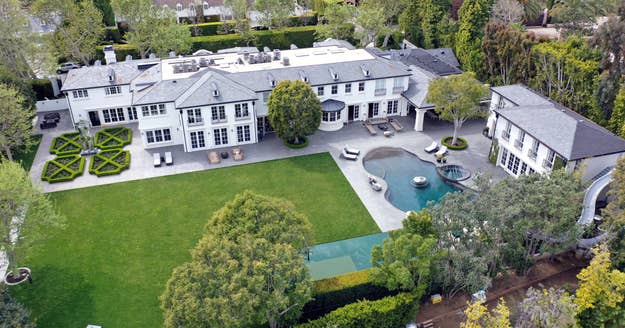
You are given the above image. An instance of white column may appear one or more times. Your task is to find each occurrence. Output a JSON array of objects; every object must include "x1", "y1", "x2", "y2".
[{"x1": 414, "y1": 110, "x2": 426, "y2": 131}]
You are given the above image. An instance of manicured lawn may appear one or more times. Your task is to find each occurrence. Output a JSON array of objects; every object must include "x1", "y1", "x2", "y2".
[
  {"x1": 14, "y1": 153, "x2": 379, "y2": 328},
  {"x1": 13, "y1": 134, "x2": 42, "y2": 170}
]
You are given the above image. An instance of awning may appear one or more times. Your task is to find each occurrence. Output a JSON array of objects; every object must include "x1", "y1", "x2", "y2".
[{"x1": 321, "y1": 99, "x2": 345, "y2": 113}]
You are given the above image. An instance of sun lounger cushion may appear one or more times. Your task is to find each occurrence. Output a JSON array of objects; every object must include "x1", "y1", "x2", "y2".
[
  {"x1": 344, "y1": 145, "x2": 360, "y2": 155},
  {"x1": 153, "y1": 153, "x2": 161, "y2": 167},
  {"x1": 165, "y1": 152, "x2": 173, "y2": 165},
  {"x1": 435, "y1": 145, "x2": 448, "y2": 157},
  {"x1": 341, "y1": 149, "x2": 358, "y2": 160},
  {"x1": 425, "y1": 141, "x2": 438, "y2": 153}
]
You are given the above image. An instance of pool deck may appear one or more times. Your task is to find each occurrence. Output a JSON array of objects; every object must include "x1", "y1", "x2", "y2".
[{"x1": 30, "y1": 112, "x2": 506, "y2": 232}]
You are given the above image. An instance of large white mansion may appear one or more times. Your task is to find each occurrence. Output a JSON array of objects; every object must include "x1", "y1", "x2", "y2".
[{"x1": 61, "y1": 41, "x2": 460, "y2": 152}]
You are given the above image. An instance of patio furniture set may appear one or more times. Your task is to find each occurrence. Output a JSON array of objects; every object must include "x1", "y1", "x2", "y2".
[
  {"x1": 340, "y1": 145, "x2": 361, "y2": 161},
  {"x1": 207, "y1": 147, "x2": 244, "y2": 164},
  {"x1": 425, "y1": 141, "x2": 448, "y2": 163},
  {"x1": 39, "y1": 112, "x2": 61, "y2": 129},
  {"x1": 364, "y1": 118, "x2": 403, "y2": 137},
  {"x1": 153, "y1": 152, "x2": 173, "y2": 167}
]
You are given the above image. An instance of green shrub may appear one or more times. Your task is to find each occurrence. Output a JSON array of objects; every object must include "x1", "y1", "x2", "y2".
[
  {"x1": 89, "y1": 149, "x2": 131, "y2": 176},
  {"x1": 190, "y1": 25, "x2": 319, "y2": 52},
  {"x1": 301, "y1": 270, "x2": 395, "y2": 322},
  {"x1": 104, "y1": 27, "x2": 122, "y2": 43},
  {"x1": 50, "y1": 132, "x2": 82, "y2": 156},
  {"x1": 30, "y1": 78, "x2": 55, "y2": 100},
  {"x1": 41, "y1": 155, "x2": 85, "y2": 183},
  {"x1": 95, "y1": 44, "x2": 140, "y2": 62},
  {"x1": 94, "y1": 127, "x2": 133, "y2": 150},
  {"x1": 187, "y1": 21, "x2": 231, "y2": 36},
  {"x1": 297, "y1": 293, "x2": 418, "y2": 328},
  {"x1": 553, "y1": 156, "x2": 566, "y2": 170},
  {"x1": 284, "y1": 137, "x2": 309, "y2": 149},
  {"x1": 489, "y1": 139, "x2": 499, "y2": 164},
  {"x1": 441, "y1": 136, "x2": 468, "y2": 150}
]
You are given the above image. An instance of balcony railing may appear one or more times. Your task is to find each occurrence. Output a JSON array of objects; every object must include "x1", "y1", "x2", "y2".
[
  {"x1": 392, "y1": 86, "x2": 403, "y2": 94},
  {"x1": 188, "y1": 118, "x2": 204, "y2": 126},
  {"x1": 543, "y1": 159, "x2": 553, "y2": 169},
  {"x1": 211, "y1": 117, "x2": 227, "y2": 124},
  {"x1": 528, "y1": 149, "x2": 537, "y2": 160},
  {"x1": 374, "y1": 88, "x2": 387, "y2": 96},
  {"x1": 501, "y1": 130, "x2": 510, "y2": 141},
  {"x1": 514, "y1": 139, "x2": 523, "y2": 149}
]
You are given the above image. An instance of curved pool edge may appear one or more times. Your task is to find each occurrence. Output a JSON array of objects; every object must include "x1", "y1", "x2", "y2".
[{"x1": 362, "y1": 146, "x2": 465, "y2": 213}]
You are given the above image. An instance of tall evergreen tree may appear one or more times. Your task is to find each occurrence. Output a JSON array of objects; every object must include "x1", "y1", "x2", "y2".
[{"x1": 454, "y1": 0, "x2": 493, "y2": 76}]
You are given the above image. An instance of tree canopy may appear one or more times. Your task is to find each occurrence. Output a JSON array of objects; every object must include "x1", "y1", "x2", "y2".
[
  {"x1": 454, "y1": 0, "x2": 492, "y2": 76},
  {"x1": 426, "y1": 72, "x2": 489, "y2": 145},
  {"x1": 516, "y1": 287, "x2": 578, "y2": 328},
  {"x1": 161, "y1": 191, "x2": 313, "y2": 328},
  {"x1": 482, "y1": 22, "x2": 536, "y2": 86},
  {"x1": 315, "y1": 1, "x2": 355, "y2": 41},
  {"x1": 267, "y1": 80, "x2": 321, "y2": 145},
  {"x1": 460, "y1": 299, "x2": 511, "y2": 328},
  {"x1": 254, "y1": 0, "x2": 294, "y2": 29},
  {"x1": 0, "y1": 285, "x2": 34, "y2": 328},
  {"x1": 0, "y1": 83, "x2": 35, "y2": 161},
  {"x1": 0, "y1": 161, "x2": 64, "y2": 276}
]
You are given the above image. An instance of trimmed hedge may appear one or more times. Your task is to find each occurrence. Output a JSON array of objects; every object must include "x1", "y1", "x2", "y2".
[
  {"x1": 104, "y1": 27, "x2": 122, "y2": 43},
  {"x1": 94, "y1": 127, "x2": 133, "y2": 150},
  {"x1": 441, "y1": 136, "x2": 468, "y2": 150},
  {"x1": 300, "y1": 270, "x2": 395, "y2": 322},
  {"x1": 89, "y1": 149, "x2": 131, "y2": 176},
  {"x1": 50, "y1": 132, "x2": 82, "y2": 156},
  {"x1": 30, "y1": 78, "x2": 55, "y2": 100},
  {"x1": 297, "y1": 293, "x2": 419, "y2": 328},
  {"x1": 95, "y1": 44, "x2": 140, "y2": 62},
  {"x1": 41, "y1": 155, "x2": 85, "y2": 183},
  {"x1": 284, "y1": 137, "x2": 309, "y2": 149}
]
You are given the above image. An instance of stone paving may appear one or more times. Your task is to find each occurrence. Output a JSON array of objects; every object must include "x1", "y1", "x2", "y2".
[{"x1": 30, "y1": 111, "x2": 506, "y2": 232}]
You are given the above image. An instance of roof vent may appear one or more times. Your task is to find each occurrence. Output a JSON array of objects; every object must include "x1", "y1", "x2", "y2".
[
  {"x1": 237, "y1": 57, "x2": 244, "y2": 64},
  {"x1": 290, "y1": 44, "x2": 298, "y2": 50},
  {"x1": 149, "y1": 53, "x2": 157, "y2": 59},
  {"x1": 125, "y1": 54, "x2": 133, "y2": 61},
  {"x1": 299, "y1": 71, "x2": 308, "y2": 83},
  {"x1": 249, "y1": 54, "x2": 257, "y2": 64},
  {"x1": 211, "y1": 82, "x2": 220, "y2": 97},
  {"x1": 329, "y1": 67, "x2": 339, "y2": 80},
  {"x1": 267, "y1": 73, "x2": 277, "y2": 87},
  {"x1": 360, "y1": 65, "x2": 370, "y2": 77},
  {"x1": 282, "y1": 56, "x2": 290, "y2": 66},
  {"x1": 169, "y1": 51, "x2": 176, "y2": 58},
  {"x1": 199, "y1": 58, "x2": 208, "y2": 67},
  {"x1": 263, "y1": 46, "x2": 271, "y2": 53},
  {"x1": 273, "y1": 49, "x2": 281, "y2": 61}
]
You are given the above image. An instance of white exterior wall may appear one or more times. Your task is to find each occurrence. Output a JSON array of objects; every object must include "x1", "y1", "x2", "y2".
[
  {"x1": 66, "y1": 84, "x2": 134, "y2": 126},
  {"x1": 137, "y1": 102, "x2": 185, "y2": 149},
  {"x1": 180, "y1": 100, "x2": 257, "y2": 151},
  {"x1": 494, "y1": 116, "x2": 557, "y2": 177}
]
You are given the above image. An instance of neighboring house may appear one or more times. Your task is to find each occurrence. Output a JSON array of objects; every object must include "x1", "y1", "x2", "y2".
[
  {"x1": 64, "y1": 42, "x2": 462, "y2": 152},
  {"x1": 486, "y1": 84, "x2": 625, "y2": 182}
]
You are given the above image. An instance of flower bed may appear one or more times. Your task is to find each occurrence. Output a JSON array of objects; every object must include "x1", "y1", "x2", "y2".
[
  {"x1": 49, "y1": 132, "x2": 82, "y2": 155},
  {"x1": 441, "y1": 136, "x2": 468, "y2": 150},
  {"x1": 89, "y1": 149, "x2": 131, "y2": 176},
  {"x1": 41, "y1": 155, "x2": 85, "y2": 183},
  {"x1": 94, "y1": 127, "x2": 132, "y2": 150}
]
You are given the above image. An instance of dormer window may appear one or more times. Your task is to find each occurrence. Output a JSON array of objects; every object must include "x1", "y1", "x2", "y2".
[
  {"x1": 211, "y1": 82, "x2": 220, "y2": 97},
  {"x1": 329, "y1": 68, "x2": 339, "y2": 81},
  {"x1": 203, "y1": 1, "x2": 209, "y2": 11},
  {"x1": 267, "y1": 73, "x2": 277, "y2": 87},
  {"x1": 299, "y1": 71, "x2": 308, "y2": 83},
  {"x1": 108, "y1": 68, "x2": 115, "y2": 82},
  {"x1": 361, "y1": 65, "x2": 370, "y2": 77},
  {"x1": 176, "y1": 3, "x2": 182, "y2": 11}
]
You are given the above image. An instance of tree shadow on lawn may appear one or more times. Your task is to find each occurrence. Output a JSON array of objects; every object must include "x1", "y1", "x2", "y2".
[{"x1": 14, "y1": 265, "x2": 96, "y2": 328}]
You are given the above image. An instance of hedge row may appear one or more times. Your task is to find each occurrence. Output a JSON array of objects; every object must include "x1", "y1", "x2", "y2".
[
  {"x1": 41, "y1": 155, "x2": 85, "y2": 183},
  {"x1": 300, "y1": 269, "x2": 395, "y2": 322},
  {"x1": 441, "y1": 136, "x2": 468, "y2": 150},
  {"x1": 297, "y1": 293, "x2": 419, "y2": 328},
  {"x1": 30, "y1": 78, "x2": 55, "y2": 100},
  {"x1": 89, "y1": 149, "x2": 131, "y2": 176},
  {"x1": 94, "y1": 127, "x2": 133, "y2": 150},
  {"x1": 96, "y1": 24, "x2": 354, "y2": 61},
  {"x1": 186, "y1": 12, "x2": 318, "y2": 36},
  {"x1": 49, "y1": 132, "x2": 82, "y2": 156}
]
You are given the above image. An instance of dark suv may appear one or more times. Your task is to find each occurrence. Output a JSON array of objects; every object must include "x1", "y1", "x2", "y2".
[{"x1": 56, "y1": 62, "x2": 81, "y2": 74}]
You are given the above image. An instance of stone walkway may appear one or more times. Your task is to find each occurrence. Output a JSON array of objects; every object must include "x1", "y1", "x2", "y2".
[{"x1": 30, "y1": 113, "x2": 506, "y2": 232}]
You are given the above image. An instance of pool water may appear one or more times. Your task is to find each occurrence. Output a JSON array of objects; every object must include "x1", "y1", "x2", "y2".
[{"x1": 363, "y1": 148, "x2": 459, "y2": 212}]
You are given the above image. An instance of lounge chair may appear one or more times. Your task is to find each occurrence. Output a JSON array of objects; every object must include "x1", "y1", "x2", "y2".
[
  {"x1": 389, "y1": 119, "x2": 403, "y2": 132},
  {"x1": 344, "y1": 145, "x2": 360, "y2": 155},
  {"x1": 435, "y1": 145, "x2": 448, "y2": 158},
  {"x1": 232, "y1": 147, "x2": 244, "y2": 161},
  {"x1": 207, "y1": 151, "x2": 221, "y2": 164},
  {"x1": 425, "y1": 141, "x2": 438, "y2": 153},
  {"x1": 365, "y1": 124, "x2": 377, "y2": 135},
  {"x1": 165, "y1": 151, "x2": 173, "y2": 165},
  {"x1": 371, "y1": 181, "x2": 382, "y2": 191},
  {"x1": 341, "y1": 149, "x2": 358, "y2": 160},
  {"x1": 153, "y1": 153, "x2": 162, "y2": 167}
]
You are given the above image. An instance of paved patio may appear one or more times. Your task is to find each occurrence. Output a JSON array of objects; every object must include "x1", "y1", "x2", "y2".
[{"x1": 30, "y1": 112, "x2": 506, "y2": 232}]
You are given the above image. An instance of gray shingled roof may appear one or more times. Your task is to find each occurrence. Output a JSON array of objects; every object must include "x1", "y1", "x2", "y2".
[
  {"x1": 391, "y1": 48, "x2": 462, "y2": 76},
  {"x1": 491, "y1": 84, "x2": 552, "y2": 107},
  {"x1": 496, "y1": 101, "x2": 625, "y2": 160},
  {"x1": 223, "y1": 58, "x2": 410, "y2": 92},
  {"x1": 402, "y1": 67, "x2": 436, "y2": 109},
  {"x1": 313, "y1": 39, "x2": 356, "y2": 50},
  {"x1": 424, "y1": 48, "x2": 460, "y2": 68},
  {"x1": 61, "y1": 60, "x2": 158, "y2": 91},
  {"x1": 133, "y1": 77, "x2": 200, "y2": 105},
  {"x1": 176, "y1": 70, "x2": 258, "y2": 108}
]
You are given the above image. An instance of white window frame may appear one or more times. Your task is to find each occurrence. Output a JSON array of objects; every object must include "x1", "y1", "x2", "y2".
[
  {"x1": 235, "y1": 103, "x2": 249, "y2": 120},
  {"x1": 104, "y1": 86, "x2": 122, "y2": 96},
  {"x1": 187, "y1": 108, "x2": 203, "y2": 125},
  {"x1": 211, "y1": 106, "x2": 227, "y2": 123},
  {"x1": 72, "y1": 89, "x2": 89, "y2": 99},
  {"x1": 236, "y1": 125, "x2": 251, "y2": 142},
  {"x1": 322, "y1": 111, "x2": 341, "y2": 122},
  {"x1": 127, "y1": 107, "x2": 138, "y2": 121},
  {"x1": 331, "y1": 85, "x2": 338, "y2": 95},
  {"x1": 358, "y1": 82, "x2": 365, "y2": 92},
  {"x1": 190, "y1": 131, "x2": 206, "y2": 149},
  {"x1": 142, "y1": 104, "x2": 167, "y2": 117},
  {"x1": 214, "y1": 127, "x2": 228, "y2": 145},
  {"x1": 345, "y1": 83, "x2": 352, "y2": 94},
  {"x1": 387, "y1": 100, "x2": 399, "y2": 115},
  {"x1": 145, "y1": 128, "x2": 172, "y2": 144},
  {"x1": 317, "y1": 86, "x2": 324, "y2": 96},
  {"x1": 102, "y1": 108, "x2": 125, "y2": 123}
]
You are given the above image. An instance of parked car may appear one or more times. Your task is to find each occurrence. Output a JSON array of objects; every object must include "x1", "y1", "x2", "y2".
[
  {"x1": 43, "y1": 112, "x2": 61, "y2": 123},
  {"x1": 56, "y1": 62, "x2": 80, "y2": 74}
]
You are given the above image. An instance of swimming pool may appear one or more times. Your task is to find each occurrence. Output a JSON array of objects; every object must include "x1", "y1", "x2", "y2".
[{"x1": 363, "y1": 147, "x2": 460, "y2": 212}]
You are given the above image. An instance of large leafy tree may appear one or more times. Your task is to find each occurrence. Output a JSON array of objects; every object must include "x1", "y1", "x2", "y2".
[
  {"x1": 111, "y1": 0, "x2": 191, "y2": 58},
  {"x1": 482, "y1": 23, "x2": 536, "y2": 85},
  {"x1": 491, "y1": 0, "x2": 524, "y2": 25},
  {"x1": 0, "y1": 285, "x2": 34, "y2": 328},
  {"x1": 605, "y1": 156, "x2": 625, "y2": 269},
  {"x1": 551, "y1": 0, "x2": 618, "y2": 35},
  {"x1": 93, "y1": 0, "x2": 115, "y2": 26},
  {"x1": 608, "y1": 86, "x2": 625, "y2": 137},
  {"x1": 356, "y1": 0, "x2": 404, "y2": 47},
  {"x1": 315, "y1": 1, "x2": 355, "y2": 41},
  {"x1": 0, "y1": 83, "x2": 34, "y2": 162},
  {"x1": 224, "y1": 0, "x2": 254, "y2": 42},
  {"x1": 454, "y1": 0, "x2": 492, "y2": 76},
  {"x1": 370, "y1": 210, "x2": 437, "y2": 293},
  {"x1": 267, "y1": 80, "x2": 321, "y2": 145},
  {"x1": 0, "y1": 161, "x2": 64, "y2": 279},
  {"x1": 161, "y1": 191, "x2": 313, "y2": 328},
  {"x1": 399, "y1": 0, "x2": 451, "y2": 48},
  {"x1": 460, "y1": 299, "x2": 511, "y2": 328},
  {"x1": 254, "y1": 0, "x2": 294, "y2": 29},
  {"x1": 575, "y1": 246, "x2": 625, "y2": 327},
  {"x1": 516, "y1": 287, "x2": 578, "y2": 328},
  {"x1": 32, "y1": 0, "x2": 104, "y2": 65},
  {"x1": 530, "y1": 36, "x2": 602, "y2": 119},
  {"x1": 426, "y1": 72, "x2": 489, "y2": 146}
]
